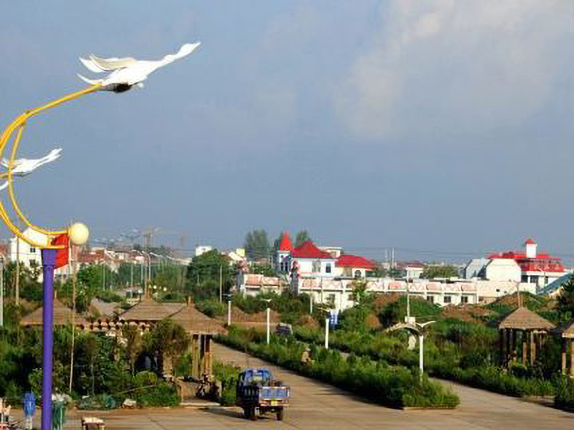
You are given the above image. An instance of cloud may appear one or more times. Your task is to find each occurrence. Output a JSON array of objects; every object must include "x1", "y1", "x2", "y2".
[{"x1": 335, "y1": 0, "x2": 574, "y2": 142}]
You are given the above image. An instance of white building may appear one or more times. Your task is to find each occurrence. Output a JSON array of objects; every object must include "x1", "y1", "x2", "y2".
[
  {"x1": 194, "y1": 245, "x2": 214, "y2": 257},
  {"x1": 464, "y1": 239, "x2": 568, "y2": 291}
]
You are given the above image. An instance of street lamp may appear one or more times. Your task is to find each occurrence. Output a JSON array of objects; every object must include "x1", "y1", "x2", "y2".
[
  {"x1": 316, "y1": 305, "x2": 330, "y2": 349},
  {"x1": 223, "y1": 293, "x2": 233, "y2": 326},
  {"x1": 262, "y1": 298, "x2": 272, "y2": 344},
  {"x1": 0, "y1": 42, "x2": 200, "y2": 430},
  {"x1": 418, "y1": 321, "x2": 436, "y2": 377}
]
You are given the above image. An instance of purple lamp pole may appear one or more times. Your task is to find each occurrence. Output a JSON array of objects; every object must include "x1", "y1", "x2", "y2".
[{"x1": 41, "y1": 249, "x2": 57, "y2": 430}]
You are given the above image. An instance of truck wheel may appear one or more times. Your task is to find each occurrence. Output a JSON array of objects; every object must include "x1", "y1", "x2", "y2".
[
  {"x1": 250, "y1": 407, "x2": 257, "y2": 421},
  {"x1": 277, "y1": 408, "x2": 284, "y2": 421}
]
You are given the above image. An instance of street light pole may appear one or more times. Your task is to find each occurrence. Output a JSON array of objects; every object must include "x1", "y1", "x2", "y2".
[
  {"x1": 325, "y1": 317, "x2": 330, "y2": 349},
  {"x1": 266, "y1": 306, "x2": 271, "y2": 344},
  {"x1": 227, "y1": 299, "x2": 232, "y2": 326},
  {"x1": 263, "y1": 298, "x2": 272, "y2": 345},
  {"x1": 40, "y1": 250, "x2": 56, "y2": 430}
]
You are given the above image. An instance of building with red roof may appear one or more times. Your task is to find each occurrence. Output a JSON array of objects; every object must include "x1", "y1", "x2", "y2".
[
  {"x1": 335, "y1": 254, "x2": 376, "y2": 277},
  {"x1": 274, "y1": 232, "x2": 377, "y2": 279},
  {"x1": 465, "y1": 238, "x2": 567, "y2": 290},
  {"x1": 278, "y1": 232, "x2": 293, "y2": 252}
]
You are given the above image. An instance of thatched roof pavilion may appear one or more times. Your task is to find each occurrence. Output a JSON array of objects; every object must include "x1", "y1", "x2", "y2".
[
  {"x1": 20, "y1": 299, "x2": 88, "y2": 328},
  {"x1": 118, "y1": 298, "x2": 180, "y2": 322},
  {"x1": 498, "y1": 307, "x2": 555, "y2": 331},
  {"x1": 552, "y1": 319, "x2": 574, "y2": 339},
  {"x1": 170, "y1": 304, "x2": 226, "y2": 335},
  {"x1": 498, "y1": 306, "x2": 554, "y2": 367},
  {"x1": 551, "y1": 319, "x2": 574, "y2": 376}
]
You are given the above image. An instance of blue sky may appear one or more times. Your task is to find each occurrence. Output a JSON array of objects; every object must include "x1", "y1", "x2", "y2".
[{"x1": 1, "y1": 1, "x2": 574, "y2": 262}]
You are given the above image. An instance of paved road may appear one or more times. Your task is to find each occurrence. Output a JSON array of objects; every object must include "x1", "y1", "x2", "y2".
[
  {"x1": 11, "y1": 343, "x2": 574, "y2": 430},
  {"x1": 212, "y1": 342, "x2": 574, "y2": 430}
]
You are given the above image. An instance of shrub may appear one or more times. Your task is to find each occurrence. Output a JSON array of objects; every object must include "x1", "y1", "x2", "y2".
[
  {"x1": 217, "y1": 328, "x2": 459, "y2": 409},
  {"x1": 196, "y1": 300, "x2": 226, "y2": 318}
]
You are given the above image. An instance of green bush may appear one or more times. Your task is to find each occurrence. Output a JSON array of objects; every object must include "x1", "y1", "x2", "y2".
[
  {"x1": 196, "y1": 300, "x2": 226, "y2": 318},
  {"x1": 555, "y1": 377, "x2": 574, "y2": 410},
  {"x1": 214, "y1": 362, "x2": 240, "y2": 406},
  {"x1": 218, "y1": 328, "x2": 459, "y2": 409}
]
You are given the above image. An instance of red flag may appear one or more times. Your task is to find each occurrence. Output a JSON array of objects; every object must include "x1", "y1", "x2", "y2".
[{"x1": 52, "y1": 233, "x2": 69, "y2": 269}]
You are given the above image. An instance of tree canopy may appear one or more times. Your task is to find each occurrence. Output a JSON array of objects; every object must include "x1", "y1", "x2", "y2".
[
  {"x1": 557, "y1": 275, "x2": 574, "y2": 318},
  {"x1": 244, "y1": 229, "x2": 271, "y2": 260},
  {"x1": 295, "y1": 230, "x2": 311, "y2": 247},
  {"x1": 420, "y1": 265, "x2": 459, "y2": 279}
]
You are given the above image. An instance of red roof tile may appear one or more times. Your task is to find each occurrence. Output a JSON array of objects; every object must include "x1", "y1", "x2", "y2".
[
  {"x1": 278, "y1": 232, "x2": 293, "y2": 252},
  {"x1": 292, "y1": 240, "x2": 333, "y2": 259},
  {"x1": 336, "y1": 254, "x2": 375, "y2": 269}
]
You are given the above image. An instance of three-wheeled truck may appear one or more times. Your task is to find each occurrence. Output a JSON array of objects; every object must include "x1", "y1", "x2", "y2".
[{"x1": 236, "y1": 368, "x2": 290, "y2": 421}]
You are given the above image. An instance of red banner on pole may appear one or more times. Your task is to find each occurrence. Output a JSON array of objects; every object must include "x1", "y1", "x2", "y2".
[{"x1": 51, "y1": 233, "x2": 69, "y2": 269}]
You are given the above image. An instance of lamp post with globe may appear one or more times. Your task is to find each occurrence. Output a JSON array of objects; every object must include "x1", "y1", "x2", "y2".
[{"x1": 0, "y1": 42, "x2": 200, "y2": 430}]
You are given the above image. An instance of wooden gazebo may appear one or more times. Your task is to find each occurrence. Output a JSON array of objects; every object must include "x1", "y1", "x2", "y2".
[
  {"x1": 20, "y1": 299, "x2": 88, "y2": 329},
  {"x1": 170, "y1": 304, "x2": 226, "y2": 380},
  {"x1": 498, "y1": 307, "x2": 555, "y2": 366},
  {"x1": 117, "y1": 298, "x2": 184, "y2": 331},
  {"x1": 551, "y1": 319, "x2": 574, "y2": 377}
]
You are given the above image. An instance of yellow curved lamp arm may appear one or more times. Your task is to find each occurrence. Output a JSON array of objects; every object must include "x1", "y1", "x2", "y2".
[{"x1": 0, "y1": 84, "x2": 101, "y2": 249}]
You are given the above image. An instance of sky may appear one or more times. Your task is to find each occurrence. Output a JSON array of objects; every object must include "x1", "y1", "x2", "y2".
[{"x1": 1, "y1": 1, "x2": 574, "y2": 262}]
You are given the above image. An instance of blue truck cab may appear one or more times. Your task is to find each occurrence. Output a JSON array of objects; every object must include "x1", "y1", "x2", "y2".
[{"x1": 236, "y1": 368, "x2": 290, "y2": 421}]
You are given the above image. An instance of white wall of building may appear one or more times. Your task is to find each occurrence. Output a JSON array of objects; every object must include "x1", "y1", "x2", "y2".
[{"x1": 484, "y1": 258, "x2": 521, "y2": 282}]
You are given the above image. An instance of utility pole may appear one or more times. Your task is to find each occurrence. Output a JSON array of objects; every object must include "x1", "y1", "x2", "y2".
[
  {"x1": 69, "y1": 245, "x2": 77, "y2": 393},
  {"x1": 219, "y1": 265, "x2": 223, "y2": 302},
  {"x1": 406, "y1": 277, "x2": 411, "y2": 322},
  {"x1": 15, "y1": 235, "x2": 20, "y2": 305}
]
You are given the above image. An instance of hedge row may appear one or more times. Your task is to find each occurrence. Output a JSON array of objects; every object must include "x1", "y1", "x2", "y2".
[
  {"x1": 293, "y1": 326, "x2": 555, "y2": 398},
  {"x1": 217, "y1": 327, "x2": 459, "y2": 409}
]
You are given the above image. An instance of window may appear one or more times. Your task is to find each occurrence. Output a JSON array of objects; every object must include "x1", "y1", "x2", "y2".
[
  {"x1": 461, "y1": 296, "x2": 469, "y2": 304},
  {"x1": 30, "y1": 247, "x2": 36, "y2": 254},
  {"x1": 325, "y1": 264, "x2": 332, "y2": 274},
  {"x1": 444, "y1": 295, "x2": 452, "y2": 304},
  {"x1": 427, "y1": 295, "x2": 435, "y2": 303},
  {"x1": 328, "y1": 294, "x2": 336, "y2": 305}
]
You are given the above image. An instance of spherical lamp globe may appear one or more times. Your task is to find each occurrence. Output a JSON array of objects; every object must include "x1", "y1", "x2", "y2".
[{"x1": 69, "y1": 222, "x2": 90, "y2": 246}]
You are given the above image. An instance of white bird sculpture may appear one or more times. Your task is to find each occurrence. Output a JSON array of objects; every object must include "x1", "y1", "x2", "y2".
[
  {"x1": 78, "y1": 42, "x2": 201, "y2": 93},
  {"x1": 0, "y1": 148, "x2": 62, "y2": 190}
]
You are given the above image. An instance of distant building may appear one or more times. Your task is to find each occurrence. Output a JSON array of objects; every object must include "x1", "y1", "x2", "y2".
[
  {"x1": 195, "y1": 245, "x2": 214, "y2": 257},
  {"x1": 464, "y1": 239, "x2": 567, "y2": 291},
  {"x1": 334, "y1": 254, "x2": 375, "y2": 278}
]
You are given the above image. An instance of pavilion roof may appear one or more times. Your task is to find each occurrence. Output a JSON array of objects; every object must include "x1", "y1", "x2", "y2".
[
  {"x1": 118, "y1": 298, "x2": 178, "y2": 322},
  {"x1": 20, "y1": 299, "x2": 88, "y2": 327},
  {"x1": 170, "y1": 304, "x2": 226, "y2": 335},
  {"x1": 498, "y1": 306, "x2": 555, "y2": 331},
  {"x1": 552, "y1": 319, "x2": 574, "y2": 338}
]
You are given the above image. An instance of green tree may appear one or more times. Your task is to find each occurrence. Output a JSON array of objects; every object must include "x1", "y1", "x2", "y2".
[
  {"x1": 244, "y1": 229, "x2": 271, "y2": 260},
  {"x1": 250, "y1": 263, "x2": 277, "y2": 277},
  {"x1": 295, "y1": 230, "x2": 311, "y2": 247},
  {"x1": 148, "y1": 319, "x2": 190, "y2": 375},
  {"x1": 122, "y1": 325, "x2": 143, "y2": 376},
  {"x1": 420, "y1": 265, "x2": 459, "y2": 279},
  {"x1": 186, "y1": 250, "x2": 235, "y2": 300},
  {"x1": 557, "y1": 275, "x2": 574, "y2": 318}
]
